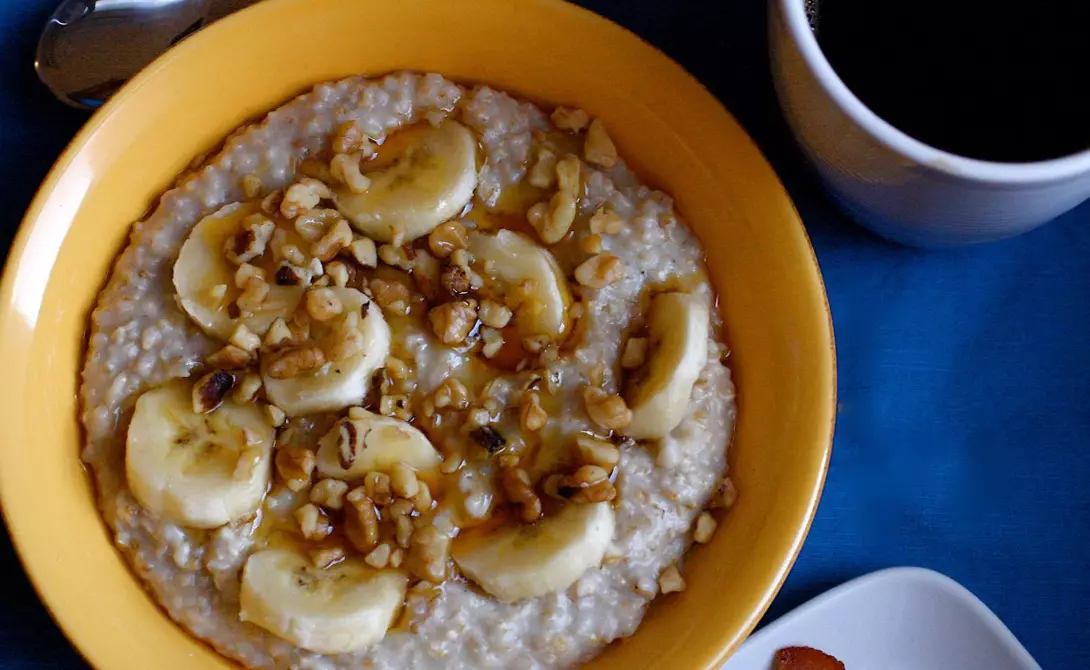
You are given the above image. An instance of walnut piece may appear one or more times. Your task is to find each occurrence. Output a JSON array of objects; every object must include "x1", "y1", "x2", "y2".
[
  {"x1": 551, "y1": 106, "x2": 590, "y2": 133},
  {"x1": 501, "y1": 467, "x2": 542, "y2": 523},
  {"x1": 192, "y1": 371, "x2": 234, "y2": 414},
  {"x1": 429, "y1": 300, "x2": 478, "y2": 345},
  {"x1": 574, "y1": 253, "x2": 625, "y2": 288},
  {"x1": 275, "y1": 447, "x2": 316, "y2": 492},
  {"x1": 344, "y1": 487, "x2": 380, "y2": 553},
  {"x1": 582, "y1": 386, "x2": 632, "y2": 430},
  {"x1": 584, "y1": 119, "x2": 618, "y2": 168},
  {"x1": 266, "y1": 346, "x2": 326, "y2": 379}
]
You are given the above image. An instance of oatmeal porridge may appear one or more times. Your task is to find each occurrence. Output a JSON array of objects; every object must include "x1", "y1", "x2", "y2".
[{"x1": 79, "y1": 72, "x2": 737, "y2": 669}]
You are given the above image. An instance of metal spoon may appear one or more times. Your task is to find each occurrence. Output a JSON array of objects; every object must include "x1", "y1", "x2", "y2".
[{"x1": 34, "y1": 0, "x2": 254, "y2": 109}]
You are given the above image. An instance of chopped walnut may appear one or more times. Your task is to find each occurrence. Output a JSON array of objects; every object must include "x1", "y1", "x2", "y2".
[
  {"x1": 589, "y1": 207, "x2": 624, "y2": 235},
  {"x1": 305, "y1": 287, "x2": 344, "y2": 321},
  {"x1": 580, "y1": 233, "x2": 603, "y2": 254},
  {"x1": 621, "y1": 337, "x2": 648, "y2": 369},
  {"x1": 312, "y1": 219, "x2": 354, "y2": 261},
  {"x1": 520, "y1": 391, "x2": 547, "y2": 432},
  {"x1": 377, "y1": 244, "x2": 414, "y2": 272},
  {"x1": 263, "y1": 318, "x2": 294, "y2": 349},
  {"x1": 266, "y1": 345, "x2": 326, "y2": 379},
  {"x1": 584, "y1": 119, "x2": 618, "y2": 168},
  {"x1": 406, "y1": 525, "x2": 450, "y2": 583},
  {"x1": 310, "y1": 478, "x2": 349, "y2": 510},
  {"x1": 309, "y1": 545, "x2": 346, "y2": 569},
  {"x1": 659, "y1": 564, "x2": 685, "y2": 593},
  {"x1": 710, "y1": 476, "x2": 738, "y2": 510},
  {"x1": 330, "y1": 153, "x2": 371, "y2": 193},
  {"x1": 192, "y1": 371, "x2": 234, "y2": 414},
  {"x1": 365, "y1": 543, "x2": 393, "y2": 569},
  {"x1": 232, "y1": 373, "x2": 262, "y2": 404},
  {"x1": 551, "y1": 106, "x2": 590, "y2": 133},
  {"x1": 529, "y1": 156, "x2": 581, "y2": 245},
  {"x1": 388, "y1": 499, "x2": 416, "y2": 548},
  {"x1": 273, "y1": 263, "x2": 306, "y2": 287},
  {"x1": 390, "y1": 462, "x2": 420, "y2": 498},
  {"x1": 234, "y1": 265, "x2": 265, "y2": 292},
  {"x1": 294, "y1": 208, "x2": 341, "y2": 243},
  {"x1": 297, "y1": 158, "x2": 335, "y2": 184},
  {"x1": 574, "y1": 253, "x2": 625, "y2": 288},
  {"x1": 294, "y1": 503, "x2": 332, "y2": 541},
  {"x1": 439, "y1": 263, "x2": 471, "y2": 296},
  {"x1": 262, "y1": 404, "x2": 285, "y2": 427},
  {"x1": 229, "y1": 323, "x2": 261, "y2": 353},
  {"x1": 225, "y1": 214, "x2": 275, "y2": 265},
  {"x1": 260, "y1": 189, "x2": 283, "y2": 215},
  {"x1": 206, "y1": 344, "x2": 253, "y2": 369},
  {"x1": 363, "y1": 471, "x2": 394, "y2": 506},
  {"x1": 432, "y1": 377, "x2": 469, "y2": 410},
  {"x1": 380, "y1": 394, "x2": 413, "y2": 421},
  {"x1": 275, "y1": 447, "x2": 316, "y2": 492},
  {"x1": 470, "y1": 425, "x2": 506, "y2": 453},
  {"x1": 477, "y1": 299, "x2": 512, "y2": 329},
  {"x1": 389, "y1": 546, "x2": 405, "y2": 569},
  {"x1": 241, "y1": 174, "x2": 263, "y2": 199},
  {"x1": 280, "y1": 178, "x2": 332, "y2": 219},
  {"x1": 347, "y1": 237, "x2": 378, "y2": 268},
  {"x1": 332, "y1": 120, "x2": 369, "y2": 155},
  {"x1": 574, "y1": 434, "x2": 620, "y2": 468},
  {"x1": 370, "y1": 278, "x2": 411, "y2": 316},
  {"x1": 236, "y1": 277, "x2": 270, "y2": 314},
  {"x1": 345, "y1": 487, "x2": 380, "y2": 553},
  {"x1": 325, "y1": 260, "x2": 352, "y2": 288},
  {"x1": 693, "y1": 511, "x2": 718, "y2": 543},
  {"x1": 429, "y1": 300, "x2": 478, "y2": 345},
  {"x1": 413, "y1": 481, "x2": 434, "y2": 513},
  {"x1": 528, "y1": 148, "x2": 558, "y2": 189},
  {"x1": 427, "y1": 221, "x2": 468, "y2": 259},
  {"x1": 481, "y1": 327, "x2": 504, "y2": 358},
  {"x1": 501, "y1": 468, "x2": 542, "y2": 523},
  {"x1": 583, "y1": 386, "x2": 632, "y2": 430}
]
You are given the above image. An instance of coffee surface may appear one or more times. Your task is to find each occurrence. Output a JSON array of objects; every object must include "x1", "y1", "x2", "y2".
[{"x1": 816, "y1": 1, "x2": 1090, "y2": 163}]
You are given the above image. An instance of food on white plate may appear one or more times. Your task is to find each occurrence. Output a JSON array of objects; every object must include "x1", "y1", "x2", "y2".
[
  {"x1": 774, "y1": 646, "x2": 847, "y2": 670},
  {"x1": 80, "y1": 72, "x2": 737, "y2": 670}
]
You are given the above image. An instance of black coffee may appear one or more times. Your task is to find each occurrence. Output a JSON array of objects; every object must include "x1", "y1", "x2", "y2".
[{"x1": 815, "y1": 1, "x2": 1090, "y2": 163}]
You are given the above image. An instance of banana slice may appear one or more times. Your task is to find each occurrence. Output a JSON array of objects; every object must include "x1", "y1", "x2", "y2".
[
  {"x1": 333, "y1": 121, "x2": 478, "y2": 243},
  {"x1": 452, "y1": 502, "x2": 615, "y2": 602},
  {"x1": 174, "y1": 202, "x2": 304, "y2": 340},
  {"x1": 125, "y1": 379, "x2": 275, "y2": 528},
  {"x1": 315, "y1": 410, "x2": 442, "y2": 481},
  {"x1": 469, "y1": 230, "x2": 571, "y2": 338},
  {"x1": 239, "y1": 548, "x2": 407, "y2": 654},
  {"x1": 262, "y1": 288, "x2": 390, "y2": 417},
  {"x1": 622, "y1": 292, "x2": 710, "y2": 440}
]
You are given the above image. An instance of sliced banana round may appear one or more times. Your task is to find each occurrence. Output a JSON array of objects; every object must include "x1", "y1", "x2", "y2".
[
  {"x1": 469, "y1": 229, "x2": 571, "y2": 338},
  {"x1": 315, "y1": 409, "x2": 442, "y2": 481},
  {"x1": 333, "y1": 121, "x2": 478, "y2": 243},
  {"x1": 262, "y1": 288, "x2": 390, "y2": 417},
  {"x1": 622, "y1": 292, "x2": 710, "y2": 440},
  {"x1": 125, "y1": 379, "x2": 275, "y2": 528},
  {"x1": 452, "y1": 501, "x2": 615, "y2": 602},
  {"x1": 239, "y1": 548, "x2": 408, "y2": 654},
  {"x1": 173, "y1": 201, "x2": 304, "y2": 340}
]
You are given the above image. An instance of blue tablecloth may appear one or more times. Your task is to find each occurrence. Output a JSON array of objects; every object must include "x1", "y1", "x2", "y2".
[{"x1": 2, "y1": 1, "x2": 1086, "y2": 667}]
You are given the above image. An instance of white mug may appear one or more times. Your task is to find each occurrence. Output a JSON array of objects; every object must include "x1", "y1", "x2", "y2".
[{"x1": 769, "y1": 0, "x2": 1090, "y2": 247}]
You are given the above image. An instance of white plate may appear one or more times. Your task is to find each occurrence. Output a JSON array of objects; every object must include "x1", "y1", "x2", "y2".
[{"x1": 723, "y1": 567, "x2": 1042, "y2": 670}]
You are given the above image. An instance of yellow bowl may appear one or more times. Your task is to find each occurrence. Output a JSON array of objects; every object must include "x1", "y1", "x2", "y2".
[{"x1": 0, "y1": 0, "x2": 835, "y2": 667}]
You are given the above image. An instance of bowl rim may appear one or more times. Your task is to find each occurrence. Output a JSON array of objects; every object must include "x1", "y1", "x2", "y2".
[
  {"x1": 776, "y1": 0, "x2": 1090, "y2": 184},
  {"x1": 1, "y1": 0, "x2": 836, "y2": 667}
]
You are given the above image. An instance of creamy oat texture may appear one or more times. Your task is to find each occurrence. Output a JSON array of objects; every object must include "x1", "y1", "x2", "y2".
[{"x1": 80, "y1": 72, "x2": 736, "y2": 669}]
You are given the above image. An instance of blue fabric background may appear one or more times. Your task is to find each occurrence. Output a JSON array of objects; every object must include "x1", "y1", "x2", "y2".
[{"x1": 2, "y1": 0, "x2": 1087, "y2": 667}]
